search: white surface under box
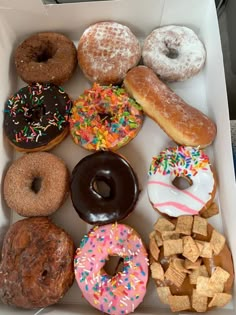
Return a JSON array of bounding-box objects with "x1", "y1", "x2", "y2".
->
[{"x1": 0, "y1": 0, "x2": 235, "y2": 314}]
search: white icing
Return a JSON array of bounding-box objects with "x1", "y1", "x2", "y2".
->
[
  {"x1": 147, "y1": 147, "x2": 215, "y2": 217},
  {"x1": 142, "y1": 25, "x2": 206, "y2": 81},
  {"x1": 78, "y1": 21, "x2": 141, "y2": 83}
]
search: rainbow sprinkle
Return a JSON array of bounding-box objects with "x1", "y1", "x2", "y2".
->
[
  {"x1": 149, "y1": 146, "x2": 210, "y2": 177},
  {"x1": 69, "y1": 83, "x2": 143, "y2": 151}
]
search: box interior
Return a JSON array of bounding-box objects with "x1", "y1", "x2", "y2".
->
[{"x1": 0, "y1": 0, "x2": 235, "y2": 314}]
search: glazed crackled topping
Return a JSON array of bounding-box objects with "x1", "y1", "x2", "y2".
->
[
  {"x1": 74, "y1": 224, "x2": 149, "y2": 315},
  {"x1": 70, "y1": 83, "x2": 143, "y2": 151},
  {"x1": 148, "y1": 146, "x2": 215, "y2": 217},
  {"x1": 4, "y1": 83, "x2": 72, "y2": 149}
]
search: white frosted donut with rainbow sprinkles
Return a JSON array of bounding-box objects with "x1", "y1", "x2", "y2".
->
[
  {"x1": 74, "y1": 224, "x2": 148, "y2": 315},
  {"x1": 148, "y1": 146, "x2": 216, "y2": 217}
]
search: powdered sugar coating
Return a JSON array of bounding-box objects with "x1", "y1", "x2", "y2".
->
[
  {"x1": 78, "y1": 21, "x2": 141, "y2": 84},
  {"x1": 142, "y1": 25, "x2": 206, "y2": 82}
]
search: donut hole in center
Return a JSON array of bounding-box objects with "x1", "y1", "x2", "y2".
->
[
  {"x1": 98, "y1": 112, "x2": 112, "y2": 124},
  {"x1": 92, "y1": 177, "x2": 111, "y2": 199},
  {"x1": 28, "y1": 106, "x2": 46, "y2": 122},
  {"x1": 41, "y1": 269, "x2": 48, "y2": 279},
  {"x1": 104, "y1": 255, "x2": 124, "y2": 277},
  {"x1": 166, "y1": 48, "x2": 179, "y2": 59},
  {"x1": 172, "y1": 176, "x2": 192, "y2": 190},
  {"x1": 36, "y1": 47, "x2": 55, "y2": 63},
  {"x1": 31, "y1": 177, "x2": 42, "y2": 194}
]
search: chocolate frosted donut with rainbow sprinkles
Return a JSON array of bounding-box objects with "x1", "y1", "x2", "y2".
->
[
  {"x1": 3, "y1": 83, "x2": 72, "y2": 152},
  {"x1": 148, "y1": 146, "x2": 216, "y2": 217},
  {"x1": 70, "y1": 83, "x2": 144, "y2": 151}
]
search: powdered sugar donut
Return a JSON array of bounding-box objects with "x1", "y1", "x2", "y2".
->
[
  {"x1": 142, "y1": 25, "x2": 206, "y2": 81},
  {"x1": 148, "y1": 146, "x2": 216, "y2": 217},
  {"x1": 74, "y1": 224, "x2": 149, "y2": 315},
  {"x1": 77, "y1": 21, "x2": 141, "y2": 84}
]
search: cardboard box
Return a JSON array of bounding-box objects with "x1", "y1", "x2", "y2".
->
[{"x1": 0, "y1": 0, "x2": 235, "y2": 314}]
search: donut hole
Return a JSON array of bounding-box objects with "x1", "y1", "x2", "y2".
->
[
  {"x1": 98, "y1": 112, "x2": 112, "y2": 124},
  {"x1": 36, "y1": 45, "x2": 56, "y2": 63},
  {"x1": 41, "y1": 269, "x2": 48, "y2": 279},
  {"x1": 28, "y1": 106, "x2": 46, "y2": 122},
  {"x1": 92, "y1": 177, "x2": 112, "y2": 199},
  {"x1": 166, "y1": 48, "x2": 179, "y2": 59},
  {"x1": 172, "y1": 176, "x2": 193, "y2": 190},
  {"x1": 31, "y1": 177, "x2": 42, "y2": 194},
  {"x1": 103, "y1": 255, "x2": 124, "y2": 277}
]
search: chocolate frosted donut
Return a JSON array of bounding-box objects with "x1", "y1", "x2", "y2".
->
[
  {"x1": 71, "y1": 151, "x2": 139, "y2": 224},
  {"x1": 4, "y1": 83, "x2": 72, "y2": 152},
  {"x1": 0, "y1": 217, "x2": 75, "y2": 309},
  {"x1": 15, "y1": 32, "x2": 77, "y2": 85}
]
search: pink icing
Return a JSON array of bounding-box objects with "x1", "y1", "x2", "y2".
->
[
  {"x1": 74, "y1": 224, "x2": 149, "y2": 315},
  {"x1": 153, "y1": 201, "x2": 199, "y2": 215},
  {"x1": 148, "y1": 180, "x2": 205, "y2": 205}
]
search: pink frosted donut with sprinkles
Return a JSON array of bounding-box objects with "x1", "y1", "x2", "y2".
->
[
  {"x1": 148, "y1": 146, "x2": 216, "y2": 217},
  {"x1": 74, "y1": 224, "x2": 149, "y2": 315},
  {"x1": 70, "y1": 83, "x2": 144, "y2": 151}
]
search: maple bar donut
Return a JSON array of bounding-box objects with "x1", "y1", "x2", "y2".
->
[
  {"x1": 4, "y1": 83, "x2": 72, "y2": 152},
  {"x1": 124, "y1": 66, "x2": 216, "y2": 148},
  {"x1": 0, "y1": 217, "x2": 75, "y2": 309},
  {"x1": 77, "y1": 21, "x2": 141, "y2": 84},
  {"x1": 142, "y1": 25, "x2": 206, "y2": 82},
  {"x1": 148, "y1": 146, "x2": 216, "y2": 217},
  {"x1": 149, "y1": 216, "x2": 234, "y2": 312},
  {"x1": 15, "y1": 32, "x2": 77, "y2": 85},
  {"x1": 70, "y1": 83, "x2": 144, "y2": 151},
  {"x1": 74, "y1": 223, "x2": 149, "y2": 315},
  {"x1": 70, "y1": 151, "x2": 139, "y2": 225},
  {"x1": 3, "y1": 152, "x2": 69, "y2": 217}
]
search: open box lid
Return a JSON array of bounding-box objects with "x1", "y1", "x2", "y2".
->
[{"x1": 0, "y1": 0, "x2": 235, "y2": 314}]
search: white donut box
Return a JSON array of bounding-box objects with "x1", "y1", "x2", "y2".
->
[{"x1": 0, "y1": 0, "x2": 235, "y2": 314}]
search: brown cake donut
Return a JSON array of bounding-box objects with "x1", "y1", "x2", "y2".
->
[
  {"x1": 77, "y1": 21, "x2": 141, "y2": 84},
  {"x1": 0, "y1": 217, "x2": 75, "y2": 309},
  {"x1": 15, "y1": 32, "x2": 77, "y2": 85},
  {"x1": 149, "y1": 216, "x2": 234, "y2": 312},
  {"x1": 3, "y1": 152, "x2": 69, "y2": 217}
]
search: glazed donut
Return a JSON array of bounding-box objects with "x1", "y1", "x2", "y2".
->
[
  {"x1": 142, "y1": 25, "x2": 206, "y2": 82},
  {"x1": 0, "y1": 217, "x2": 75, "y2": 309},
  {"x1": 77, "y1": 21, "x2": 141, "y2": 84},
  {"x1": 74, "y1": 223, "x2": 149, "y2": 315},
  {"x1": 70, "y1": 83, "x2": 144, "y2": 151},
  {"x1": 15, "y1": 32, "x2": 77, "y2": 85},
  {"x1": 124, "y1": 66, "x2": 216, "y2": 148},
  {"x1": 148, "y1": 146, "x2": 216, "y2": 217},
  {"x1": 3, "y1": 152, "x2": 69, "y2": 217},
  {"x1": 149, "y1": 216, "x2": 234, "y2": 312},
  {"x1": 71, "y1": 151, "x2": 139, "y2": 225},
  {"x1": 4, "y1": 83, "x2": 72, "y2": 152}
]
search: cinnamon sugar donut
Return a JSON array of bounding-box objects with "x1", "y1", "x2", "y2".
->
[
  {"x1": 15, "y1": 32, "x2": 77, "y2": 85},
  {"x1": 3, "y1": 152, "x2": 69, "y2": 217},
  {"x1": 0, "y1": 217, "x2": 75, "y2": 309},
  {"x1": 142, "y1": 25, "x2": 206, "y2": 82},
  {"x1": 149, "y1": 216, "x2": 234, "y2": 312},
  {"x1": 77, "y1": 21, "x2": 141, "y2": 84}
]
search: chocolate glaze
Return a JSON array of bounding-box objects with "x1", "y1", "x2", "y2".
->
[
  {"x1": 70, "y1": 151, "x2": 139, "y2": 225},
  {"x1": 4, "y1": 83, "x2": 72, "y2": 149}
]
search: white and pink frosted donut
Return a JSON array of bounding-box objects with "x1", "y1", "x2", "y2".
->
[
  {"x1": 142, "y1": 25, "x2": 206, "y2": 82},
  {"x1": 74, "y1": 224, "x2": 148, "y2": 315},
  {"x1": 148, "y1": 146, "x2": 216, "y2": 217}
]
